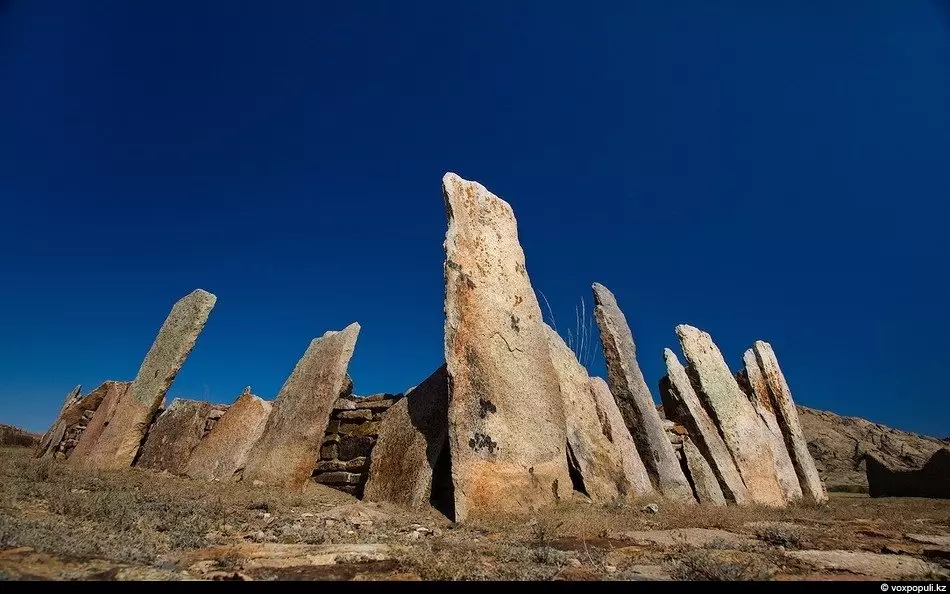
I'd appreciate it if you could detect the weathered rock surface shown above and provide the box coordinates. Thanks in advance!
[364,365,450,510]
[72,289,216,470]
[242,323,360,491]
[676,325,786,507]
[135,398,213,474]
[68,382,133,463]
[659,349,749,504]
[753,341,828,504]
[798,406,945,492]
[442,172,571,522]
[0,424,41,448]
[185,389,272,481]
[866,448,950,499]
[588,377,654,497]
[738,350,803,503]
[543,324,630,502]
[682,437,726,506]
[36,385,82,457]
[592,283,694,503]
[788,550,947,579]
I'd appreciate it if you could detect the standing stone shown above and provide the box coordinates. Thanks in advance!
[242,323,360,491]
[660,349,749,504]
[752,341,828,504]
[588,377,654,497]
[738,350,803,503]
[185,389,272,481]
[135,398,212,474]
[592,283,694,503]
[69,382,132,463]
[443,173,571,522]
[676,325,786,507]
[36,385,82,457]
[682,437,727,506]
[542,324,629,502]
[364,365,450,510]
[73,289,217,470]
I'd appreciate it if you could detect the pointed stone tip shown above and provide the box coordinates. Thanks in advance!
[662,347,678,363]
[591,282,613,306]
[443,172,461,186]
[674,324,700,338]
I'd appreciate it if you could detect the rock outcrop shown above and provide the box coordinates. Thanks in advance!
[588,377,654,497]
[543,324,630,502]
[866,448,950,499]
[68,381,132,464]
[592,283,694,503]
[682,437,726,506]
[659,349,749,504]
[752,341,827,504]
[36,385,82,458]
[443,172,571,522]
[185,389,272,481]
[676,325,785,506]
[135,398,222,474]
[364,366,450,511]
[242,323,360,491]
[72,290,216,470]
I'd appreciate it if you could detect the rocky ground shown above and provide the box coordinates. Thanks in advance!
[1,446,948,581]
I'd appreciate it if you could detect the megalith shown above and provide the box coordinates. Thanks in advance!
[753,341,828,504]
[72,289,216,470]
[242,323,360,491]
[660,348,749,504]
[588,376,654,497]
[36,385,82,458]
[363,365,450,512]
[185,388,272,481]
[443,172,571,522]
[682,437,727,506]
[543,324,630,502]
[69,381,132,463]
[135,398,212,474]
[675,325,786,507]
[592,283,694,503]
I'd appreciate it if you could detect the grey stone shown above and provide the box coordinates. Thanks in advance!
[314,471,363,486]
[589,377,654,497]
[135,398,212,474]
[682,437,727,506]
[442,172,572,521]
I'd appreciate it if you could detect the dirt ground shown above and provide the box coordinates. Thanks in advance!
[1,446,948,581]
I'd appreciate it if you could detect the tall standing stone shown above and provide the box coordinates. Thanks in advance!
[185,389,273,481]
[69,382,132,463]
[135,398,212,474]
[738,350,803,503]
[443,173,572,522]
[592,283,694,503]
[682,437,727,506]
[660,348,749,504]
[588,377,654,497]
[752,341,828,504]
[543,324,630,502]
[364,365,450,510]
[36,385,83,458]
[242,323,360,491]
[676,325,786,507]
[72,289,217,470]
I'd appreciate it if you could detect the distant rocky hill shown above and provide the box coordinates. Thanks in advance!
[0,424,40,448]
[797,406,946,492]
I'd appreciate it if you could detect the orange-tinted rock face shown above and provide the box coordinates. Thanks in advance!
[185,390,272,482]
[69,381,132,464]
[135,398,213,474]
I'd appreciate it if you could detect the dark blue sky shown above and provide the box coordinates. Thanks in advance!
[1,2,948,437]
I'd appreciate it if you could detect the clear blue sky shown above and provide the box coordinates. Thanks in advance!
[1,2,947,437]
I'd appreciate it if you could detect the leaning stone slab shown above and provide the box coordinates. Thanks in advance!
[788,550,947,579]
[682,437,726,506]
[242,323,360,491]
[72,289,216,470]
[364,365,450,510]
[443,173,572,522]
[136,398,212,474]
[676,325,785,507]
[593,283,694,503]
[68,381,132,463]
[739,350,803,503]
[588,377,654,496]
[543,324,629,502]
[185,389,272,481]
[36,385,82,458]
[660,349,749,504]
[753,341,828,504]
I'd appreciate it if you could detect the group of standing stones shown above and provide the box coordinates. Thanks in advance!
[37,171,827,523]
